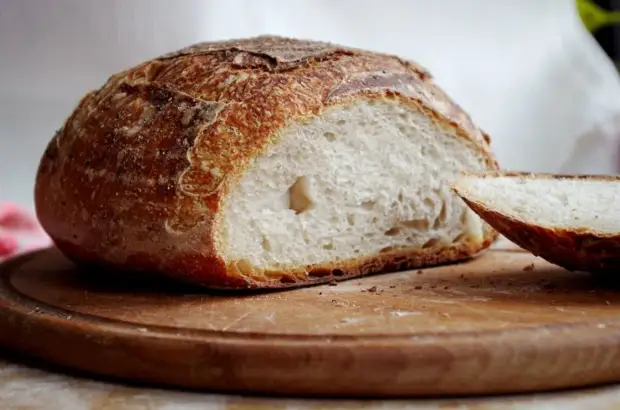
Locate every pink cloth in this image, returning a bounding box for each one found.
[0,203,51,262]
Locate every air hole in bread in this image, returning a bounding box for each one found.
[433,202,448,229]
[422,238,440,249]
[401,219,430,230]
[288,176,314,214]
[460,209,468,225]
[323,131,336,141]
[346,214,355,226]
[384,227,401,236]
[261,236,272,252]
[336,119,346,126]
[380,246,397,253]
[361,200,376,210]
[452,232,466,244]
[323,242,335,250]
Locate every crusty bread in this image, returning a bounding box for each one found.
[453,171,620,273]
[34,35,499,289]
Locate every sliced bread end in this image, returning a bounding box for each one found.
[452,171,620,273]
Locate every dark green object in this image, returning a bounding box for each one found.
[578,0,620,32]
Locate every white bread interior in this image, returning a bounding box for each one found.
[221,99,490,270]
[454,175,620,235]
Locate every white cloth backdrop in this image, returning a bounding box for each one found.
[1,0,619,208]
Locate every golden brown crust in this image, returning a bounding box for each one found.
[35,35,499,289]
[53,232,497,290]
[453,171,620,273]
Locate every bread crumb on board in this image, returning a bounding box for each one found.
[361,285,385,295]
[523,263,535,271]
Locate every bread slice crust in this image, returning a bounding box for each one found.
[453,171,620,273]
[35,35,498,289]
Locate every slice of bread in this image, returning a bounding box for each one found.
[34,35,499,289]
[453,171,620,273]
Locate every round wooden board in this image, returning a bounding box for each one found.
[2,246,620,398]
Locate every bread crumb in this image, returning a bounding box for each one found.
[443,286,449,290]
[318,292,323,295]
[439,312,451,318]
[523,263,535,271]
[417,270,424,275]
[328,281,338,286]
[389,285,396,289]
[414,285,422,290]
[606,300,611,305]
[367,286,377,293]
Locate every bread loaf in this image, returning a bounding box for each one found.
[35,35,499,289]
[453,171,620,273]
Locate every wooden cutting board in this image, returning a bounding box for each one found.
[2,243,620,398]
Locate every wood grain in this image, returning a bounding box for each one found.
[2,246,620,398]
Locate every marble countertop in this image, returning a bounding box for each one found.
[4,356,620,410]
